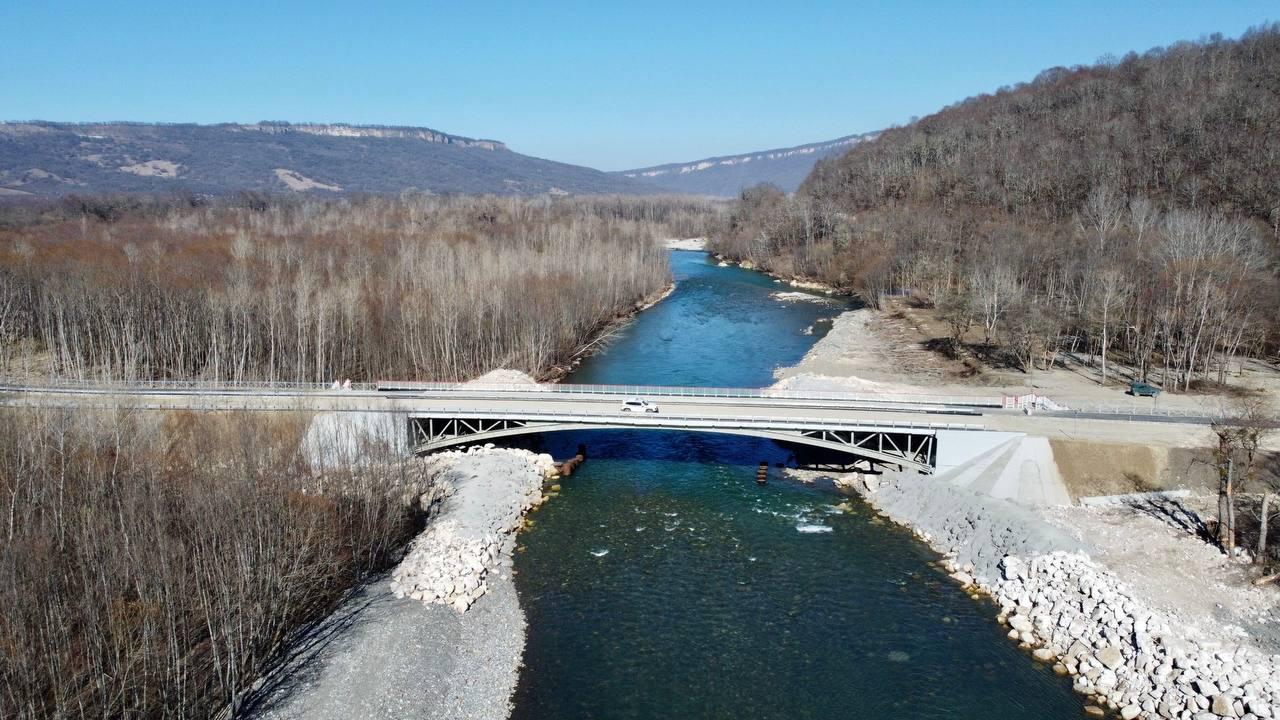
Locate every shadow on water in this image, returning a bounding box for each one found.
[509,428,794,466]
[509,251,1083,719]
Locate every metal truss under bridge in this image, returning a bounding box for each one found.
[407,410,976,473]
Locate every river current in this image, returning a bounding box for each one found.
[510,251,1082,718]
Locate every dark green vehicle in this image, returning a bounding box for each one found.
[1128,381,1161,397]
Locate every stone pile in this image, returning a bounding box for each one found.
[987,551,1279,719]
[390,447,558,613]
[390,520,512,612]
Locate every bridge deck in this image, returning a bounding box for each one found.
[0,380,1227,458]
[0,383,989,426]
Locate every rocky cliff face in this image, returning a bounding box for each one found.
[235,122,506,150]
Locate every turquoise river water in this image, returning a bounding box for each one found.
[510,251,1083,719]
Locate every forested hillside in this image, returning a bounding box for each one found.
[0,194,718,383]
[712,25,1280,389]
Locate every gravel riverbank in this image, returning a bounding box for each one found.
[662,237,706,250]
[392,448,555,612]
[844,472,1280,719]
[248,447,555,720]
[771,308,949,394]
[782,305,1280,718]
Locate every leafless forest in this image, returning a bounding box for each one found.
[0,193,723,719]
[0,194,719,383]
[712,25,1280,387]
[0,408,426,718]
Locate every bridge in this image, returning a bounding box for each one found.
[384,383,1013,472]
[0,378,1227,479]
[0,380,1014,473]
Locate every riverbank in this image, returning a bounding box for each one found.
[712,253,844,294]
[391,447,555,611]
[779,304,1280,717]
[540,280,677,381]
[842,472,1280,718]
[662,237,706,250]
[248,447,556,720]
[771,308,946,393]
[252,256,679,715]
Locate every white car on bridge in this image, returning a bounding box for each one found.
[620,398,659,413]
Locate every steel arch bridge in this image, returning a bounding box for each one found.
[408,411,958,472]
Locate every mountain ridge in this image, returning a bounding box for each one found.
[616,132,876,196]
[0,120,652,197]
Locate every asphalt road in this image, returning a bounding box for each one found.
[0,383,1217,428]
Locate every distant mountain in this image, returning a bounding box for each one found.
[0,121,654,197]
[615,132,876,196]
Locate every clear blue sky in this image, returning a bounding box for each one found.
[0,1,1273,170]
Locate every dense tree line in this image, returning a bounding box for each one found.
[0,193,717,383]
[711,25,1280,388]
[0,408,425,718]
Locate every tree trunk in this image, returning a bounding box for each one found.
[1100,320,1109,386]
[1260,493,1273,566]
[1217,455,1234,551]
[1218,490,1231,548]
[1226,458,1236,554]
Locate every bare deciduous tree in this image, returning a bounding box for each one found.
[1091,267,1131,385]
[1080,183,1125,252]
[0,408,428,719]
[1211,396,1276,555]
[0,194,718,384]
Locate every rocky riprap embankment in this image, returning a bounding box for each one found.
[857,473,1280,719]
[390,447,557,612]
[991,552,1279,719]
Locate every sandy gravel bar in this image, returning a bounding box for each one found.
[248,570,524,720]
[246,449,550,720]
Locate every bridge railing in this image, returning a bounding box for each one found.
[410,407,986,432]
[0,376,998,405]
[0,393,989,431]
[376,380,1005,408]
[2,378,1239,421]
[0,378,379,392]
[1043,402,1224,421]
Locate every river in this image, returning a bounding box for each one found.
[509,251,1083,718]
